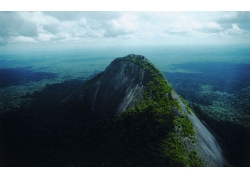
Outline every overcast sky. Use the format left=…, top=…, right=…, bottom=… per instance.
left=1, top=11, right=250, bottom=51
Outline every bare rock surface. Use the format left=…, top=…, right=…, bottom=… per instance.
left=171, top=90, right=228, bottom=166
left=66, top=54, right=152, bottom=117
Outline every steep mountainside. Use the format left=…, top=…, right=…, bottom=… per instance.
left=0, top=54, right=229, bottom=167
left=66, top=54, right=152, bottom=117
left=63, top=54, right=228, bottom=166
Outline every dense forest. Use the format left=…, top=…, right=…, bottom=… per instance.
left=164, top=62, right=250, bottom=166
left=0, top=55, right=204, bottom=166
left=0, top=56, right=249, bottom=167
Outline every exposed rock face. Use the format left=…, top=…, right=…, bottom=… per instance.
left=66, top=54, right=153, bottom=117
left=65, top=54, right=228, bottom=166
left=171, top=90, right=228, bottom=166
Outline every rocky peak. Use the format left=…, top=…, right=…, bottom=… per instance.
left=66, top=54, right=157, bottom=117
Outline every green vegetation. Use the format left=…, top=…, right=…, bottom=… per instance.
left=61, top=54, right=204, bottom=166
left=191, top=103, right=250, bottom=166
left=0, top=54, right=204, bottom=167
left=111, top=55, right=204, bottom=166
left=161, top=133, right=204, bottom=166
left=164, top=62, right=250, bottom=166
left=174, top=116, right=195, bottom=140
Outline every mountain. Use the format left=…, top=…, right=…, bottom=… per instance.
left=65, top=54, right=152, bottom=117
left=63, top=54, right=227, bottom=166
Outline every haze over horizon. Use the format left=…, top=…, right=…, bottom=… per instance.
left=1, top=11, right=250, bottom=53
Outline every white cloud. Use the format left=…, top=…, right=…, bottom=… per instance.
left=38, top=33, right=55, bottom=41
left=9, top=36, right=37, bottom=43
left=30, top=11, right=60, bottom=26
left=104, top=14, right=138, bottom=37
left=223, top=23, right=248, bottom=38
left=1, top=11, right=250, bottom=49
left=207, top=22, right=223, bottom=30
left=58, top=33, right=80, bottom=42
left=119, top=14, right=138, bottom=32
left=199, top=22, right=224, bottom=33
left=231, top=24, right=243, bottom=34
left=79, top=17, right=87, bottom=25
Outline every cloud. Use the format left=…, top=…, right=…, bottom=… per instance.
left=9, top=36, right=37, bottom=43
left=37, top=33, right=55, bottom=41
left=42, top=12, right=85, bottom=21
left=103, top=14, right=138, bottom=37
left=230, top=24, right=244, bottom=34
left=43, top=11, right=122, bottom=22
left=0, top=12, right=37, bottom=44
left=24, top=12, right=127, bottom=41
left=40, top=12, right=135, bottom=39
left=43, top=24, right=59, bottom=34
left=199, top=22, right=224, bottom=33
left=0, top=11, right=250, bottom=48
left=224, top=24, right=250, bottom=37
left=216, top=11, right=250, bottom=30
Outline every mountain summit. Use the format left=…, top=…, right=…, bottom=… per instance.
left=66, top=54, right=167, bottom=117
left=64, top=54, right=227, bottom=166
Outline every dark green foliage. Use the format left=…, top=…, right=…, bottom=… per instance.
left=164, top=62, right=250, bottom=166
left=187, top=150, right=205, bottom=167
left=108, top=55, right=204, bottom=166
left=0, top=79, right=87, bottom=166
left=77, top=55, right=204, bottom=166
left=67, top=55, right=204, bottom=166
left=0, top=55, right=204, bottom=167
left=174, top=117, right=195, bottom=139
left=0, top=67, right=57, bottom=88
left=192, top=103, right=250, bottom=166
left=75, top=96, right=201, bottom=166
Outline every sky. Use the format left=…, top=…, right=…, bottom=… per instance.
left=1, top=11, right=250, bottom=52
